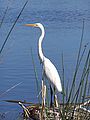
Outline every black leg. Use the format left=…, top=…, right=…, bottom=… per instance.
left=54, top=86, right=56, bottom=106
left=50, top=85, right=53, bottom=107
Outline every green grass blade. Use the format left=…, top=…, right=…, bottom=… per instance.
left=61, top=53, right=65, bottom=103
left=71, top=50, right=90, bottom=103
left=0, top=6, right=8, bottom=28
left=30, top=48, right=40, bottom=103
left=0, top=0, right=29, bottom=54
left=61, top=52, right=66, bottom=119
left=0, top=82, right=22, bottom=97
left=78, top=50, right=90, bottom=102
left=67, top=20, right=85, bottom=103
left=82, top=56, right=90, bottom=102
left=76, top=19, right=85, bottom=67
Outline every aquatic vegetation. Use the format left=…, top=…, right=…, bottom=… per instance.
left=0, top=1, right=29, bottom=119
left=17, top=19, right=90, bottom=120
left=0, top=1, right=90, bottom=119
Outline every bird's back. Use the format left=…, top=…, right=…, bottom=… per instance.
left=43, top=57, right=62, bottom=92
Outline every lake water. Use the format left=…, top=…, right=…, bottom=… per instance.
left=0, top=0, right=90, bottom=119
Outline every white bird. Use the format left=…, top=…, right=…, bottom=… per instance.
left=25, top=23, right=62, bottom=106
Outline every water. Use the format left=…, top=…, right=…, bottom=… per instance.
left=0, top=0, right=90, bottom=119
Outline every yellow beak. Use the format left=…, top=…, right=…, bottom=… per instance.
left=25, top=24, right=38, bottom=27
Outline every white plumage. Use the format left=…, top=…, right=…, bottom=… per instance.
left=25, top=23, right=62, bottom=105
left=43, top=57, right=62, bottom=92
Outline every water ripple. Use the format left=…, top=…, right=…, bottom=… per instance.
left=0, top=9, right=90, bottom=24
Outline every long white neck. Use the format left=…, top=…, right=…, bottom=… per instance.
left=38, top=25, right=45, bottom=63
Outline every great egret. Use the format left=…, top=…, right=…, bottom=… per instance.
left=25, top=23, right=62, bottom=106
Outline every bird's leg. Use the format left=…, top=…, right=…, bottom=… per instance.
left=42, top=66, right=45, bottom=82
left=54, top=86, right=59, bottom=107
left=50, top=85, right=53, bottom=107
left=54, top=86, right=56, bottom=106
left=42, top=80, right=46, bottom=107
left=41, top=70, right=46, bottom=119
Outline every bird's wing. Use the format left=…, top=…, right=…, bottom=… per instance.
left=43, top=57, right=62, bottom=92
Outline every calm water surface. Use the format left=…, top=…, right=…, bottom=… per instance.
left=0, top=0, right=90, bottom=119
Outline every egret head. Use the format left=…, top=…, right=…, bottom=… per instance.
left=25, top=23, right=43, bottom=28
left=25, top=23, right=45, bottom=32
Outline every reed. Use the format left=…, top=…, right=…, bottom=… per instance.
left=60, top=20, right=90, bottom=120
left=0, top=82, right=22, bottom=98
left=0, top=0, right=29, bottom=55
left=31, top=48, right=41, bottom=103
left=0, top=6, right=8, bottom=28
left=67, top=20, right=85, bottom=103
left=1, top=7, right=89, bottom=118
left=61, top=52, right=66, bottom=120
left=23, top=19, right=90, bottom=120
left=0, top=1, right=29, bottom=119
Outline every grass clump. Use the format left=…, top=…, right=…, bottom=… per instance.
left=20, top=20, right=90, bottom=120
